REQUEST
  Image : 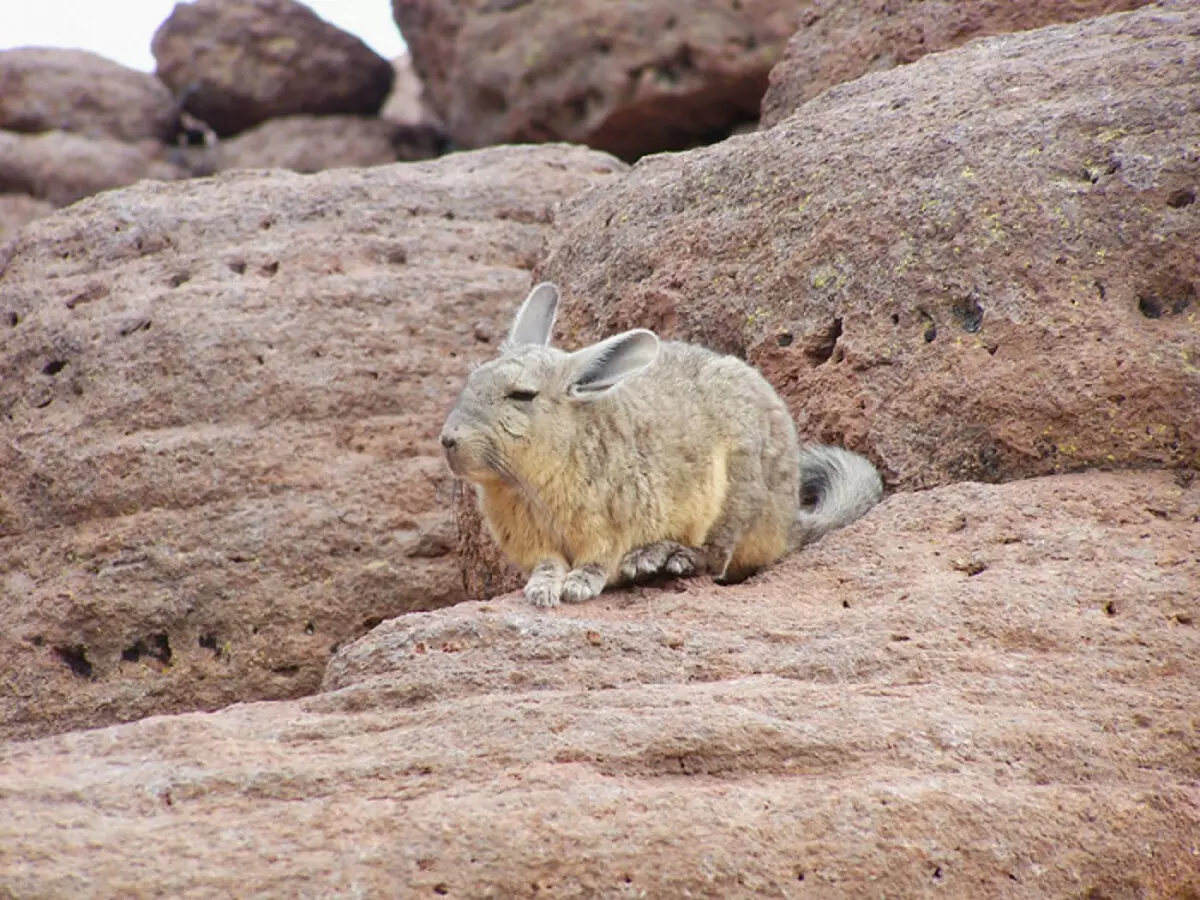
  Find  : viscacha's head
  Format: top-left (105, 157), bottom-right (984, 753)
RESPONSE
top-left (439, 282), bottom-right (659, 486)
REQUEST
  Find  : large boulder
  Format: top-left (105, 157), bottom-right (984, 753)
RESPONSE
top-left (392, 0), bottom-right (801, 161)
top-left (760, 0), bottom-right (1154, 127)
top-left (0, 143), bottom-right (627, 741)
top-left (0, 130), bottom-right (187, 207)
top-left (535, 2), bottom-right (1199, 493)
top-left (213, 114), bottom-right (441, 173)
top-left (0, 47), bottom-right (180, 144)
top-left (2, 471), bottom-right (1196, 896)
top-left (153, 0), bottom-right (396, 137)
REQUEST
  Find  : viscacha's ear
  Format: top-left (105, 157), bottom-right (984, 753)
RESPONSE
top-left (567, 329), bottom-right (660, 396)
top-left (504, 282), bottom-right (559, 348)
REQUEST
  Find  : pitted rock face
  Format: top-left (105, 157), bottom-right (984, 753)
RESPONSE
top-left (152, 0), bottom-right (396, 137)
top-left (1, 472), bottom-right (1197, 896)
top-left (537, 3), bottom-right (1200, 491)
top-left (0, 143), bottom-right (628, 741)
top-left (759, 0), bottom-right (1155, 127)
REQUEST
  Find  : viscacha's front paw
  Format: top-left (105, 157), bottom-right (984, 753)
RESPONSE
top-left (560, 564), bottom-right (607, 603)
top-left (524, 560), bottom-right (566, 607)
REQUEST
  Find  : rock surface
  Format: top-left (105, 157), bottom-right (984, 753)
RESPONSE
top-left (536, 3), bottom-right (1200, 493)
top-left (213, 114), bottom-right (441, 173)
top-left (153, 0), bottom-right (395, 138)
top-left (0, 130), bottom-right (186, 207)
top-left (0, 143), bottom-right (627, 742)
top-left (760, 0), bottom-right (1154, 127)
top-left (2, 472), bottom-right (1197, 897)
top-left (0, 47), bottom-right (180, 144)
top-left (0, 194), bottom-right (54, 245)
top-left (392, 0), bottom-right (800, 161)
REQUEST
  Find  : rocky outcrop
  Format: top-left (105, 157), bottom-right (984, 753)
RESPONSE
top-left (2, 472), bottom-right (1196, 897)
top-left (153, 0), bottom-right (395, 138)
top-left (0, 144), bottom-right (628, 741)
top-left (0, 130), bottom-right (186, 207)
top-left (0, 194), bottom-right (54, 244)
top-left (213, 114), bottom-right (441, 173)
top-left (759, 0), bottom-right (1154, 127)
top-left (392, 0), bottom-right (800, 161)
top-left (0, 47), bottom-right (180, 144)
top-left (533, 3), bottom-right (1199, 493)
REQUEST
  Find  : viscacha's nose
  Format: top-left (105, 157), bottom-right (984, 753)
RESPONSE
top-left (439, 432), bottom-right (457, 451)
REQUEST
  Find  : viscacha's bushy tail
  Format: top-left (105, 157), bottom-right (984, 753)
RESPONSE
top-left (793, 445), bottom-right (883, 544)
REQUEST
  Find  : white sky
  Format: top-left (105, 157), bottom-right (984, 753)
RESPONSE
top-left (0, 0), bottom-right (407, 72)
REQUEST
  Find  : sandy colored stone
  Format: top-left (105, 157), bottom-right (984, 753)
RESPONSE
top-left (533, 3), bottom-right (1199, 495)
top-left (392, 0), bottom-right (801, 161)
top-left (0, 47), bottom-right (180, 144)
top-left (213, 114), bottom-right (441, 173)
top-left (1, 472), bottom-right (1196, 897)
top-left (0, 194), bottom-right (54, 245)
top-left (0, 143), bottom-right (628, 742)
top-left (760, 0), bottom-right (1154, 127)
top-left (153, 0), bottom-right (395, 137)
top-left (0, 130), bottom-right (186, 207)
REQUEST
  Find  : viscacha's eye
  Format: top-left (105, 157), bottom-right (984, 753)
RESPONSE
top-left (506, 389), bottom-right (538, 402)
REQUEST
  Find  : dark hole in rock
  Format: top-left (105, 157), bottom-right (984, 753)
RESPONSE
top-left (1167, 188), bottom-right (1195, 208)
top-left (42, 359), bottom-right (66, 376)
top-left (953, 293), bottom-right (984, 333)
top-left (122, 633), bottom-right (172, 665)
top-left (54, 644), bottom-right (93, 678)
top-left (805, 317), bottom-right (842, 365)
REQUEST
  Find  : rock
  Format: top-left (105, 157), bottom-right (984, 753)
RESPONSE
top-left (760, 0), bottom-right (1154, 127)
top-left (213, 115), bottom-right (440, 173)
top-left (533, 3), bottom-right (1200, 494)
top-left (0, 143), bottom-right (628, 741)
top-left (0, 194), bottom-right (54, 244)
top-left (0, 130), bottom-right (187, 207)
top-left (391, 0), bottom-right (802, 161)
top-left (152, 0), bottom-right (396, 138)
top-left (2, 472), bottom-right (1197, 896)
top-left (0, 47), bottom-right (181, 144)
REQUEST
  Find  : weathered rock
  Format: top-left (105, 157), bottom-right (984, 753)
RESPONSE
top-left (760, 0), bottom-right (1154, 127)
top-left (0, 193), bottom-right (54, 244)
top-left (0, 130), bottom-right (186, 207)
top-left (153, 0), bottom-right (396, 138)
top-left (2, 472), bottom-right (1197, 897)
top-left (0, 47), bottom-right (180, 144)
top-left (534, 3), bottom-right (1200, 495)
top-left (213, 114), bottom-right (440, 173)
top-left (0, 143), bottom-right (628, 742)
top-left (392, 0), bottom-right (801, 161)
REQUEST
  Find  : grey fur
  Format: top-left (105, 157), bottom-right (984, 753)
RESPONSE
top-left (794, 445), bottom-right (885, 544)
top-left (440, 281), bottom-right (884, 607)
